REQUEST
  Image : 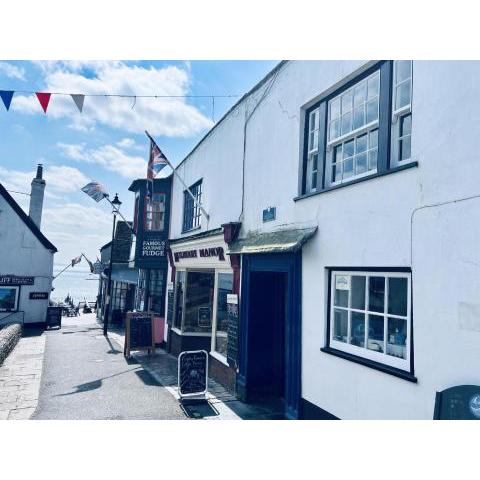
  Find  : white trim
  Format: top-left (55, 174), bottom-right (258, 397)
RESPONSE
top-left (210, 350), bottom-right (229, 366)
top-left (0, 285), bottom-right (20, 313)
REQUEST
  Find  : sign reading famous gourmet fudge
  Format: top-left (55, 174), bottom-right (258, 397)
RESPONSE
top-left (141, 238), bottom-right (167, 257)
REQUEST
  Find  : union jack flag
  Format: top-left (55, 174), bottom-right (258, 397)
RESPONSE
top-left (147, 139), bottom-right (169, 179)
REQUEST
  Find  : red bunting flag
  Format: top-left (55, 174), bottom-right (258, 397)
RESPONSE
top-left (35, 92), bottom-right (51, 113)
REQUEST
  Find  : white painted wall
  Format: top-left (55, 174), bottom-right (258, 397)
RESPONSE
top-left (0, 194), bottom-right (54, 324)
top-left (169, 61), bottom-right (480, 418)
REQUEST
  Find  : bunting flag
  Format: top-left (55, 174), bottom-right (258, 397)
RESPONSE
top-left (0, 90), bottom-right (14, 111)
top-left (35, 92), bottom-right (51, 113)
top-left (71, 255), bottom-right (82, 267)
top-left (71, 94), bottom-right (85, 112)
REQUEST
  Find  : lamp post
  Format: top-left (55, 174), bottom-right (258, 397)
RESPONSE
top-left (103, 193), bottom-right (122, 336)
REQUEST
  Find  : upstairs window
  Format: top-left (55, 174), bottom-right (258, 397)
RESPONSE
top-left (145, 193), bottom-right (166, 231)
top-left (301, 61), bottom-right (414, 195)
top-left (182, 180), bottom-right (202, 232)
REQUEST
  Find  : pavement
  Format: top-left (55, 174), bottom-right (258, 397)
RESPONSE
top-left (1, 312), bottom-right (285, 420)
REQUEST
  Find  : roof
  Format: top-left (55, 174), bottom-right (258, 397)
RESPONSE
top-left (0, 182), bottom-right (57, 253)
top-left (169, 227), bottom-right (224, 245)
top-left (128, 174), bottom-right (173, 192)
top-left (228, 227), bottom-right (317, 255)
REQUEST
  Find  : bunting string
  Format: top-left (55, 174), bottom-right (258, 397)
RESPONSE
top-left (0, 89), bottom-right (240, 119)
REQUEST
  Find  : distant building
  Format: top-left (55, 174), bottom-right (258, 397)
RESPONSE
top-left (0, 164), bottom-right (57, 325)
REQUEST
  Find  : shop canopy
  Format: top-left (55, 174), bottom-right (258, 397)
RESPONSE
top-left (227, 227), bottom-right (317, 255)
top-left (108, 265), bottom-right (139, 285)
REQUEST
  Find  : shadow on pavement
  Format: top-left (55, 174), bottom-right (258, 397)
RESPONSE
top-left (180, 400), bottom-right (219, 419)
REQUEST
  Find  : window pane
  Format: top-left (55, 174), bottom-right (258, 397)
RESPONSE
top-left (352, 105), bottom-right (365, 130)
top-left (215, 273), bottom-right (233, 357)
top-left (333, 144), bottom-right (342, 162)
top-left (341, 91), bottom-right (353, 113)
top-left (400, 114), bottom-right (412, 136)
top-left (388, 277), bottom-right (408, 316)
top-left (368, 276), bottom-right (385, 312)
top-left (387, 318), bottom-right (407, 359)
top-left (366, 98), bottom-right (378, 123)
top-left (368, 149), bottom-right (378, 170)
top-left (367, 314), bottom-right (384, 352)
top-left (330, 99), bottom-right (341, 119)
top-left (356, 133), bottom-right (368, 153)
top-left (334, 275), bottom-right (349, 307)
top-left (184, 271), bottom-right (215, 333)
top-left (311, 171), bottom-right (317, 190)
top-left (332, 162), bottom-right (342, 182)
top-left (310, 110), bottom-right (318, 130)
top-left (149, 269), bottom-right (164, 313)
top-left (369, 129), bottom-right (378, 148)
top-left (343, 158), bottom-right (354, 179)
top-left (351, 312), bottom-right (365, 347)
top-left (367, 75), bottom-right (380, 99)
top-left (343, 139), bottom-right (354, 158)
top-left (329, 119), bottom-right (340, 140)
top-left (354, 83), bottom-right (367, 106)
top-left (399, 137), bottom-right (411, 161)
top-left (333, 308), bottom-right (348, 343)
top-left (396, 61), bottom-right (411, 84)
top-left (0, 287), bottom-right (17, 311)
top-left (173, 271), bottom-right (185, 329)
top-left (396, 81), bottom-right (411, 109)
top-left (351, 276), bottom-right (366, 310)
top-left (341, 112), bottom-right (352, 135)
top-left (355, 153), bottom-right (368, 175)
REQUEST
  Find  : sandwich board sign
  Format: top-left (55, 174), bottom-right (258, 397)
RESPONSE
top-left (178, 350), bottom-right (208, 399)
top-left (124, 311), bottom-right (155, 358)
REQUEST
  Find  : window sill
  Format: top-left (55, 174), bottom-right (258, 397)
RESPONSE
top-left (210, 350), bottom-right (229, 366)
top-left (295, 161), bottom-right (418, 202)
top-left (181, 225), bottom-right (202, 235)
top-left (320, 346), bottom-right (417, 383)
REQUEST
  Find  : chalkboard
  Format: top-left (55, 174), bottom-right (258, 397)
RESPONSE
top-left (125, 312), bottom-right (155, 358)
top-left (226, 294), bottom-right (239, 367)
top-left (166, 287), bottom-right (174, 326)
top-left (434, 385), bottom-right (480, 420)
top-left (46, 306), bottom-right (62, 329)
top-left (178, 350), bottom-right (208, 398)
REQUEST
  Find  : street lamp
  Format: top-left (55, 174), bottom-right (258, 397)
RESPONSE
top-left (103, 193), bottom-right (122, 336)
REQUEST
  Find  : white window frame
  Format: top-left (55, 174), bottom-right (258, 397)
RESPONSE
top-left (329, 270), bottom-right (411, 372)
top-left (391, 61), bottom-right (413, 167)
top-left (306, 109), bottom-right (320, 193)
top-left (323, 70), bottom-right (381, 187)
top-left (210, 269), bottom-right (234, 364)
top-left (0, 286), bottom-right (20, 312)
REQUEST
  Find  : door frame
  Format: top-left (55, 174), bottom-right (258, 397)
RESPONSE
top-left (237, 251), bottom-right (302, 419)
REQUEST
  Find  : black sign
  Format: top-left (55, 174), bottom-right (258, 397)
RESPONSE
top-left (178, 350), bottom-right (208, 397)
top-left (173, 246), bottom-right (225, 263)
top-left (166, 288), bottom-right (174, 326)
top-left (46, 306), bottom-right (62, 329)
top-left (29, 292), bottom-right (49, 300)
top-left (141, 238), bottom-right (167, 258)
top-left (198, 307), bottom-right (211, 327)
top-left (0, 275), bottom-right (34, 286)
top-left (263, 206), bottom-right (276, 222)
top-left (434, 385), bottom-right (480, 420)
top-left (129, 315), bottom-right (154, 349)
top-left (226, 295), bottom-right (239, 367)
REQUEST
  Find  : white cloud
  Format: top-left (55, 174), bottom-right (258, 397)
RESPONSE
top-left (11, 61), bottom-right (213, 136)
top-left (0, 61), bottom-right (25, 80)
top-left (116, 137), bottom-right (143, 150)
top-left (58, 142), bottom-right (147, 179)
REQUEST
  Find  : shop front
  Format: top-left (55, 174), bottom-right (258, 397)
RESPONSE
top-left (168, 229), bottom-right (239, 391)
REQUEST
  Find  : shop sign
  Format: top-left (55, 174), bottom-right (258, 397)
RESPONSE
top-left (335, 275), bottom-right (350, 290)
top-left (141, 239), bottom-right (167, 257)
top-left (263, 206), bottom-right (276, 222)
top-left (434, 385), bottom-right (480, 419)
top-left (124, 312), bottom-right (155, 358)
top-left (0, 275), bottom-right (34, 286)
top-left (29, 292), bottom-right (49, 300)
top-left (178, 350), bottom-right (208, 398)
top-left (173, 246), bottom-right (225, 262)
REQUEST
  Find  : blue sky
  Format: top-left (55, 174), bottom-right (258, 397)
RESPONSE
top-left (0, 60), bottom-right (277, 266)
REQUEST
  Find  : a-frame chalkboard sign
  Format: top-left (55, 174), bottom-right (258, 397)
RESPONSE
top-left (178, 350), bottom-right (208, 399)
top-left (124, 311), bottom-right (156, 359)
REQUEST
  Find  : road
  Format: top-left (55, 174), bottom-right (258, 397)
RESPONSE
top-left (33, 313), bottom-right (186, 420)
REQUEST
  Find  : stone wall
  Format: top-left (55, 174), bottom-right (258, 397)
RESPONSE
top-left (0, 323), bottom-right (22, 365)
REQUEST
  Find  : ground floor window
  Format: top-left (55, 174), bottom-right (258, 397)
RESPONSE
top-left (173, 270), bottom-right (185, 330)
top-left (184, 270), bottom-right (215, 333)
top-left (135, 270), bottom-right (147, 311)
top-left (328, 269), bottom-right (411, 371)
top-left (0, 286), bottom-right (19, 312)
top-left (148, 269), bottom-right (165, 314)
top-left (213, 272), bottom-right (233, 357)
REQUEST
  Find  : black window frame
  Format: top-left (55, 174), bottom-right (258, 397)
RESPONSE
top-left (297, 61), bottom-right (417, 199)
top-left (321, 266), bottom-right (417, 383)
top-left (182, 179), bottom-right (203, 233)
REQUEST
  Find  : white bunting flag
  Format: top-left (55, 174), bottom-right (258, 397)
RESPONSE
top-left (71, 94), bottom-right (85, 112)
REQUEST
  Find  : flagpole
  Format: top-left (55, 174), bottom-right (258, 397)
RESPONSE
top-left (53, 262), bottom-right (73, 280)
top-left (145, 130), bottom-right (210, 221)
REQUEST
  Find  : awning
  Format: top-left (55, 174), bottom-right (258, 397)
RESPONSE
top-left (110, 266), bottom-right (138, 285)
top-left (228, 227), bottom-right (317, 255)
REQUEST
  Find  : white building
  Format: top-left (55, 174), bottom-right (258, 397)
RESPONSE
top-left (0, 165), bottom-right (57, 325)
top-left (166, 61), bottom-right (480, 419)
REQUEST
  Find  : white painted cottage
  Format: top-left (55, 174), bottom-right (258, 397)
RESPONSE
top-left (0, 165), bottom-right (57, 325)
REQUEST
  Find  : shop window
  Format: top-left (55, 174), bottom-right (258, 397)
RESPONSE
top-left (145, 193), bottom-right (166, 231)
top-left (148, 269), bottom-right (164, 314)
top-left (328, 270), bottom-right (411, 372)
top-left (182, 180), bottom-right (202, 232)
top-left (0, 286), bottom-right (19, 312)
top-left (173, 271), bottom-right (186, 330)
top-left (213, 272), bottom-right (233, 358)
top-left (301, 61), bottom-right (414, 195)
top-left (136, 270), bottom-right (147, 311)
top-left (183, 271), bottom-right (215, 333)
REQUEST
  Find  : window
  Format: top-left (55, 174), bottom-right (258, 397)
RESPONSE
top-left (135, 270), bottom-right (147, 311)
top-left (183, 270), bottom-right (215, 333)
top-left (328, 270), bottom-right (411, 372)
top-left (145, 193), bottom-right (166, 231)
top-left (173, 270), bottom-right (185, 330)
top-left (213, 272), bottom-right (233, 357)
top-left (302, 61), bottom-right (414, 195)
top-left (182, 180), bottom-right (202, 232)
top-left (0, 286), bottom-right (19, 312)
top-left (133, 193), bottom-right (140, 233)
top-left (148, 269), bottom-right (164, 314)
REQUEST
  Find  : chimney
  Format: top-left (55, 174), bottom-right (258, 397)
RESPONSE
top-left (29, 164), bottom-right (46, 229)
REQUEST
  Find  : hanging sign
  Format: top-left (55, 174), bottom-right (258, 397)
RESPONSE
top-left (92, 261), bottom-right (105, 274)
top-left (434, 385), bottom-right (480, 419)
top-left (178, 350), bottom-right (208, 398)
top-left (124, 311), bottom-right (155, 358)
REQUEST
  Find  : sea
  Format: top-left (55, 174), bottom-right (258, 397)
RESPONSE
top-left (51, 264), bottom-right (100, 305)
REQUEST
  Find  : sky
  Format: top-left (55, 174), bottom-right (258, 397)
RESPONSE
top-left (0, 60), bottom-right (278, 268)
